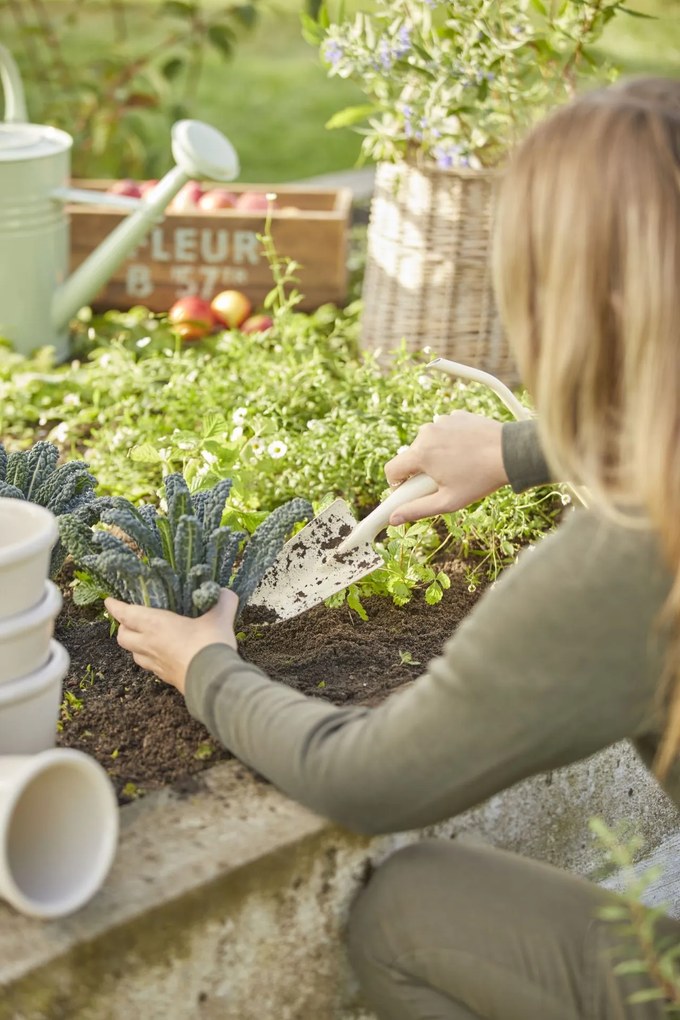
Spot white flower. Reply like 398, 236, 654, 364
417, 374, 433, 389
267, 440, 287, 459
176, 441, 193, 451
50, 422, 69, 444
201, 450, 218, 466
371, 392, 380, 406
232, 407, 248, 425
63, 393, 81, 407
250, 438, 265, 456
230, 426, 244, 442
135, 336, 152, 349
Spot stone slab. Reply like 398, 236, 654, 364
0, 741, 677, 1019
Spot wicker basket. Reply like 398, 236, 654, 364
360, 160, 519, 386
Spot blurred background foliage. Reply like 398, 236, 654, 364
0, 0, 677, 182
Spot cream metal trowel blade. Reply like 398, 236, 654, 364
247, 499, 383, 622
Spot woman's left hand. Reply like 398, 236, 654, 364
104, 589, 239, 695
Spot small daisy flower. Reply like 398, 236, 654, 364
267, 440, 287, 459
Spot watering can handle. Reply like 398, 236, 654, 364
0, 44, 28, 123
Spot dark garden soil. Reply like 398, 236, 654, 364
55, 564, 484, 804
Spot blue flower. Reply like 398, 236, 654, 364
378, 38, 394, 70
322, 39, 344, 67
395, 25, 411, 57
433, 143, 462, 170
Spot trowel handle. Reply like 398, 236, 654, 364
337, 473, 438, 554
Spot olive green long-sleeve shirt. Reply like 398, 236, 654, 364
184, 421, 680, 832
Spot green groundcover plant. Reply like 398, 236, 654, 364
0, 298, 564, 607
58, 473, 312, 617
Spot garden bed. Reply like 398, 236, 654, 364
56, 563, 482, 803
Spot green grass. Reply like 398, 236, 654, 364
0, 0, 677, 182
597, 0, 680, 75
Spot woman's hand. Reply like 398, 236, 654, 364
104, 588, 239, 695
384, 411, 508, 525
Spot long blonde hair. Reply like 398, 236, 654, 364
493, 78, 680, 775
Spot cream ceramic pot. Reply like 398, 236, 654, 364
0, 44, 239, 360
0, 498, 58, 620
0, 747, 118, 918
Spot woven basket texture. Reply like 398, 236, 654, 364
360, 160, 519, 386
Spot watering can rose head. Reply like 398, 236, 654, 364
57, 473, 312, 619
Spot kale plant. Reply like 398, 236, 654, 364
58, 473, 312, 618
0, 439, 117, 577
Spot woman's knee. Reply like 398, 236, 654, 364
346, 839, 452, 972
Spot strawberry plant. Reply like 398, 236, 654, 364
58, 473, 312, 617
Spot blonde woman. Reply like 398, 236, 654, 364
106, 77, 680, 1018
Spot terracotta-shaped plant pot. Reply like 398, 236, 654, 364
0, 747, 118, 918
0, 499, 58, 620
0, 640, 68, 754
0, 581, 62, 685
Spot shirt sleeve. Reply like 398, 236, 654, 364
501, 419, 552, 492
184, 510, 667, 835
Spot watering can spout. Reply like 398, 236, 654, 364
52, 121, 240, 333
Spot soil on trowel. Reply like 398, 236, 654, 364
55, 564, 485, 804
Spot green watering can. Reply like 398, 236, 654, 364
0, 43, 240, 359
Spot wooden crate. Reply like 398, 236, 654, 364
68, 181, 353, 313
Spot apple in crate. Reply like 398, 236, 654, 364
199, 188, 237, 211
139, 179, 159, 197
211, 290, 252, 329
170, 181, 203, 211
168, 296, 216, 341
241, 314, 274, 335
235, 191, 277, 213
107, 179, 142, 198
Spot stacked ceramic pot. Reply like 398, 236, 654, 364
0, 498, 67, 752
0, 497, 118, 919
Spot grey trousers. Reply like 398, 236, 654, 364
347, 838, 680, 1020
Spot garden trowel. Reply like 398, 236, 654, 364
247, 473, 438, 622
248, 356, 551, 623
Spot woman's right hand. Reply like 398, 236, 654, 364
384, 411, 509, 525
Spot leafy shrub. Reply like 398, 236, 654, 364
58, 473, 312, 617
0, 1, 261, 179
0, 439, 115, 577
590, 818, 680, 1010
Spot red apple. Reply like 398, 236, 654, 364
139, 179, 159, 197
170, 181, 203, 211
210, 289, 252, 329
168, 296, 216, 341
108, 179, 142, 198
235, 191, 277, 213
198, 188, 237, 211
241, 314, 274, 335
